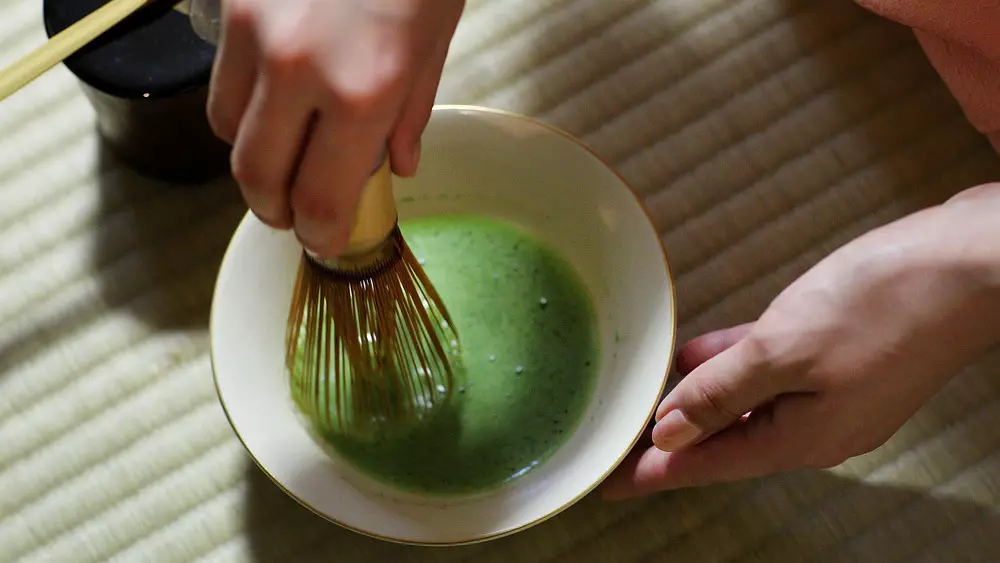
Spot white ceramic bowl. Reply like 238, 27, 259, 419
210, 105, 676, 545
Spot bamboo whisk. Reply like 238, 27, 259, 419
286, 157, 462, 442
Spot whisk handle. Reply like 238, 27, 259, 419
344, 152, 398, 256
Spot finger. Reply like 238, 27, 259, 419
598, 423, 656, 501
229, 63, 313, 229
652, 335, 788, 452
637, 418, 655, 448
675, 322, 754, 375
388, 8, 462, 177
602, 398, 815, 500
289, 112, 387, 257
206, 0, 259, 144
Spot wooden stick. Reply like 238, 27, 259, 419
0, 0, 158, 102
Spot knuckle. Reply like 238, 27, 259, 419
688, 380, 744, 427
337, 91, 381, 120
737, 327, 807, 389
327, 81, 396, 121
230, 150, 267, 192
261, 35, 314, 77
738, 330, 781, 372
292, 188, 340, 224
322, 55, 407, 118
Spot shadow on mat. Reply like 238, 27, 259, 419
0, 142, 246, 375
88, 142, 247, 330
242, 458, 1000, 563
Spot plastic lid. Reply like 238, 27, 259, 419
43, 0, 217, 99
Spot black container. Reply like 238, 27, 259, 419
43, 0, 231, 184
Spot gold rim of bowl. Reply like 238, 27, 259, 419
209, 104, 678, 546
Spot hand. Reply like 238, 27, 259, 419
206, 0, 465, 257
602, 183, 1000, 500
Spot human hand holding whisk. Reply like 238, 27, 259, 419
204, 0, 466, 259
196, 0, 468, 442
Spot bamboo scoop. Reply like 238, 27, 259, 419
0, 0, 159, 102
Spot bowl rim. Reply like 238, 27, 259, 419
209, 103, 678, 546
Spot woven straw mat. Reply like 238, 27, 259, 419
2, 0, 1000, 561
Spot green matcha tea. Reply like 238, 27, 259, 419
298, 214, 600, 496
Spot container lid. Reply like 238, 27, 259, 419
43, 0, 216, 100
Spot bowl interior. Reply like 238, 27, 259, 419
210, 106, 675, 545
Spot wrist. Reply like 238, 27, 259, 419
860, 184, 1000, 367
926, 184, 1000, 346
940, 251, 1000, 350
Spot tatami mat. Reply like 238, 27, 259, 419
2, 0, 999, 561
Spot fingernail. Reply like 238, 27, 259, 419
652, 410, 701, 452
295, 214, 338, 257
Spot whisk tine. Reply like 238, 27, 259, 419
285, 226, 461, 441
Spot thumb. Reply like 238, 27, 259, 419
652, 336, 786, 452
